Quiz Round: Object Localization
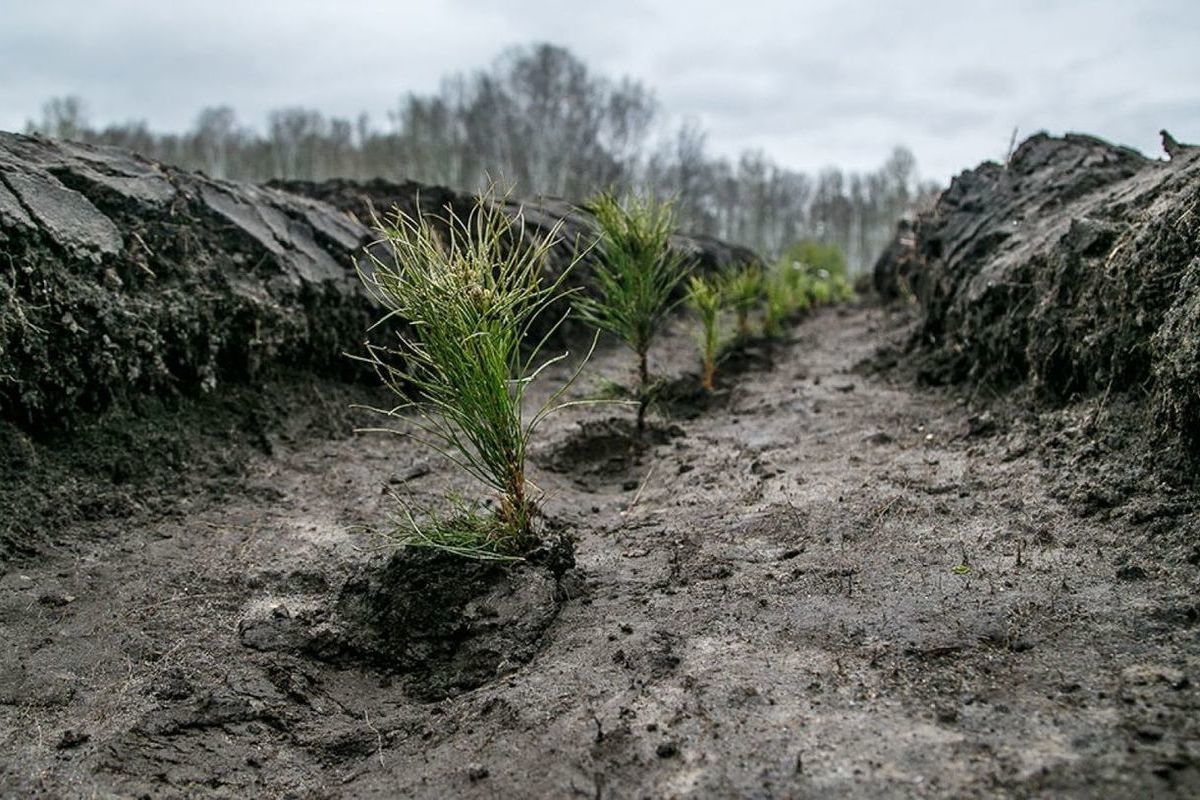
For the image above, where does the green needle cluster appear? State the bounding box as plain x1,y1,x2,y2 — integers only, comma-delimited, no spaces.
686,275,723,391
356,193,591,556
575,192,691,432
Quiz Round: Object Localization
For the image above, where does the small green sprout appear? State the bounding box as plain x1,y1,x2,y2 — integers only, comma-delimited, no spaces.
686,275,723,391
763,270,795,338
809,273,834,305
778,240,855,307
721,264,765,339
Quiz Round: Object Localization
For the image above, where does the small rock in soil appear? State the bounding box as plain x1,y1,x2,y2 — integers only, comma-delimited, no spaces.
1122,664,1189,690
1115,564,1149,581
149,668,193,701
1135,726,1165,742
56,730,89,750
966,413,998,437
37,591,76,607
656,740,680,758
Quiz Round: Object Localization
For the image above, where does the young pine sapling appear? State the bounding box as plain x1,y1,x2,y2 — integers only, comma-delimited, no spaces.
575,193,691,433
356,195,592,558
779,240,854,307
721,264,764,339
762,270,792,338
686,275,723,391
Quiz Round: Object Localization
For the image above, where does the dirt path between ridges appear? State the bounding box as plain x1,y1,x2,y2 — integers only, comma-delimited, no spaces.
1,306,1198,799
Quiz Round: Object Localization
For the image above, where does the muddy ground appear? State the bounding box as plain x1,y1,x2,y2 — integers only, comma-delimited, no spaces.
1,305,1198,799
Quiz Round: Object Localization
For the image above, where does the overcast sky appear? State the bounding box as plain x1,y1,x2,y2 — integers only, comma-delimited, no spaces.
1,0,1197,182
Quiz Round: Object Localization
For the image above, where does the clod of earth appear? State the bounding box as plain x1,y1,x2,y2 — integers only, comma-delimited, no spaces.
238,535,579,700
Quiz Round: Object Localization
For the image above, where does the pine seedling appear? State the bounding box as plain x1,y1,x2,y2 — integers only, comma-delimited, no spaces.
779,240,854,308
787,270,816,310
575,192,691,433
809,273,833,305
722,264,764,339
764,259,817,336
762,272,790,338
356,193,593,558
787,269,813,315
831,273,855,303
686,275,723,391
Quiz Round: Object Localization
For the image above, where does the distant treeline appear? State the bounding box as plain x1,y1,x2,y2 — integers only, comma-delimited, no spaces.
24,44,939,270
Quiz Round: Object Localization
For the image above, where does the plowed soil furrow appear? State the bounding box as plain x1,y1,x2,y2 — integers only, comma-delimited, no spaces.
1,306,1197,799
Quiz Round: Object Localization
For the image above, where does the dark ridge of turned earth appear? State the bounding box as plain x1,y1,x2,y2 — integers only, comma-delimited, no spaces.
0,133,371,429
873,131,1200,465
270,177,760,279
0,133,757,431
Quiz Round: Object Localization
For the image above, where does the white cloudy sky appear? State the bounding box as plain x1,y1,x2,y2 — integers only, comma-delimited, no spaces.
1,0,1197,181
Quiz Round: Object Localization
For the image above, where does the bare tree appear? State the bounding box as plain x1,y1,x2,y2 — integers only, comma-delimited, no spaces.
193,106,239,178
21,47,937,271
268,108,326,180
28,96,88,140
